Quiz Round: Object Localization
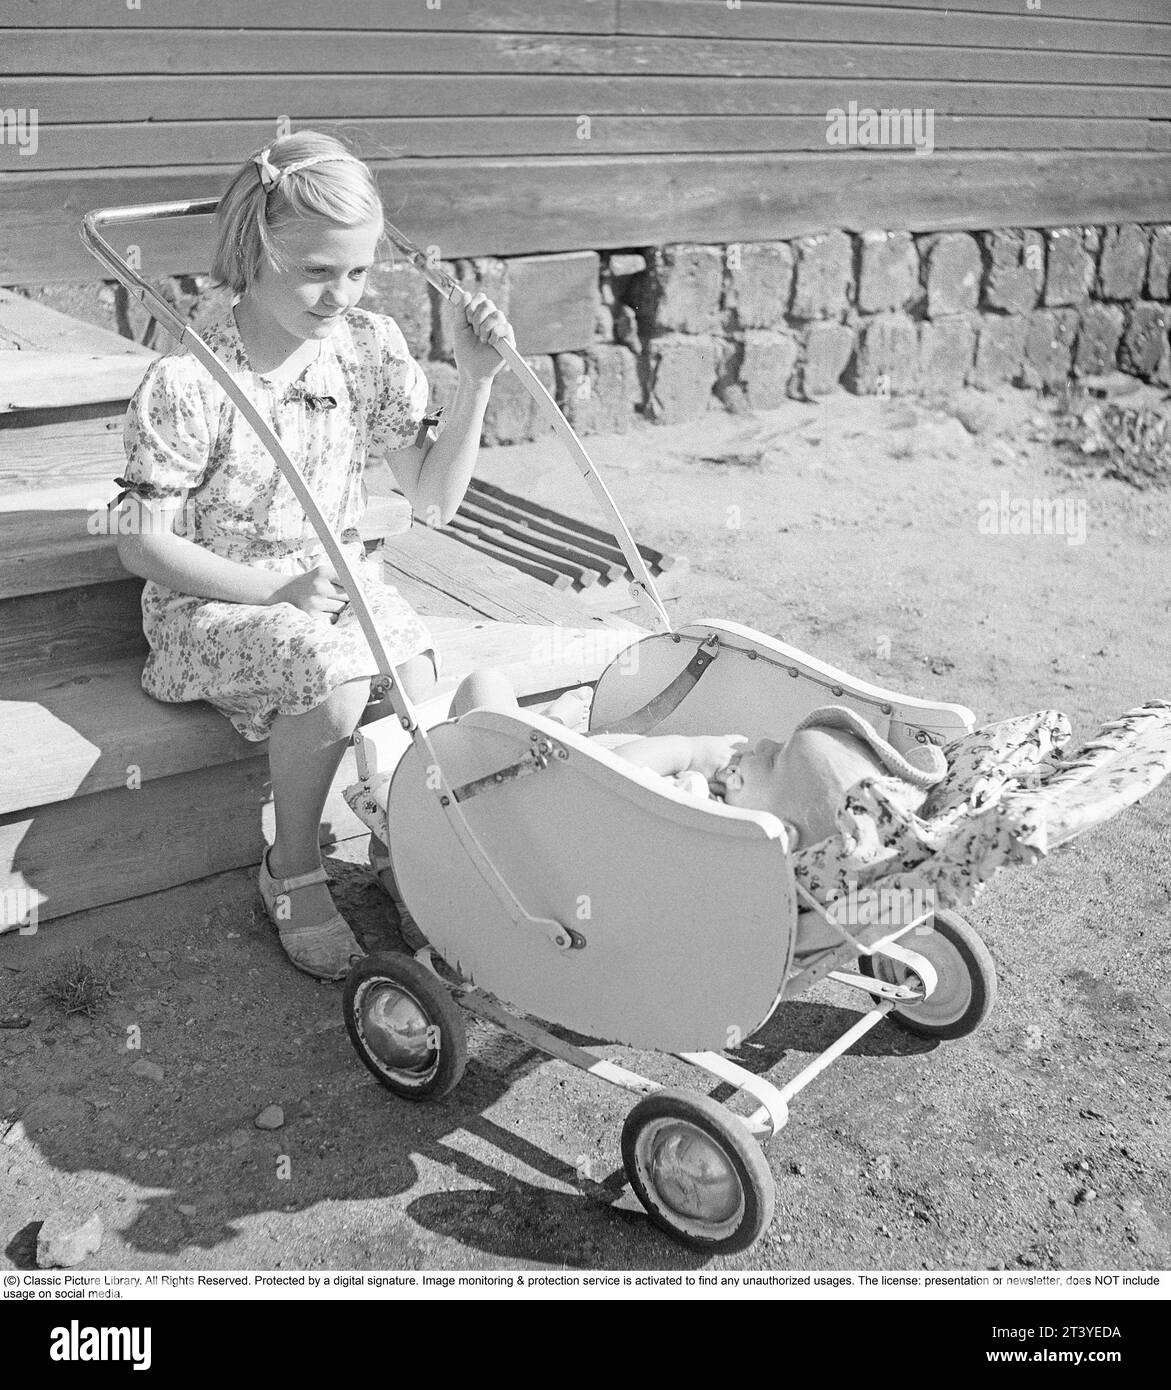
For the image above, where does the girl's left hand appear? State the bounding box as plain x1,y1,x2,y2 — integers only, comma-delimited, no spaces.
453,291,515,383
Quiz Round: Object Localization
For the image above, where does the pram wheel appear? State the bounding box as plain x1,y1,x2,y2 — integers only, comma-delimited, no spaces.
343,953,467,1099
859,909,997,1040
621,1090,775,1255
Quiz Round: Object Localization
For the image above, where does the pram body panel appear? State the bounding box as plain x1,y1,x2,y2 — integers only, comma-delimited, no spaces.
385,708,797,1052
589,619,976,750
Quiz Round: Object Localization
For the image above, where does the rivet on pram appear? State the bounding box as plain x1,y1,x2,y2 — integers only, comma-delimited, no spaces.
747,650,757,659
788,666,799,677
881,703,892,714
831,685,844,697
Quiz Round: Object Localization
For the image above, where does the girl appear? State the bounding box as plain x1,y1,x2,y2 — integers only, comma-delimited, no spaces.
114,131,514,981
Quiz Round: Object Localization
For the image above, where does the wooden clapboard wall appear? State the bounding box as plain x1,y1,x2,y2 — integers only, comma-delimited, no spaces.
1,0,1169,283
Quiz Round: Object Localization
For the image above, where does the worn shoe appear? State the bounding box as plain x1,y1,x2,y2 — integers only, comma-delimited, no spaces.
368,837,429,952
258,848,364,982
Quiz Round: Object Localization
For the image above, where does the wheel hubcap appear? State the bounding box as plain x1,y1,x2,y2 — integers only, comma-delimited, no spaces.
639,1120,743,1226
359,982,436,1073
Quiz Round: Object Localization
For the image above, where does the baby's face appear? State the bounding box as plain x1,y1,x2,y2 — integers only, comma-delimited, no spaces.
722,736,785,813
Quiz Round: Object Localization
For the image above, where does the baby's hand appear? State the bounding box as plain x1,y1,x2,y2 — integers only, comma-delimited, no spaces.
452,291,515,383
686,734,747,782
270,563,348,621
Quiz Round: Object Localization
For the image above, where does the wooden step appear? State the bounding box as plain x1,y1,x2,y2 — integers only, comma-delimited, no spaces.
0,288,155,359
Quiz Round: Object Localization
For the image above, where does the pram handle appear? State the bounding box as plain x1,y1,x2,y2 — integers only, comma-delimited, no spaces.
81,200,672,635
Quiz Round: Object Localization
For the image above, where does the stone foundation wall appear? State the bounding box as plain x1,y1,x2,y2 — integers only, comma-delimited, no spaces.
21,222,1171,443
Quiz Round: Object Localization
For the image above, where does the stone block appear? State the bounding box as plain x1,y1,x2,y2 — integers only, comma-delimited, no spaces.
432,257,510,361
851,311,919,395
982,229,1044,313
918,315,977,393
1021,308,1078,388
800,321,854,397
555,344,643,434
504,251,600,355
736,330,800,410
1043,227,1096,307
361,261,432,358
1146,226,1171,300
971,315,1028,390
645,333,721,423
1120,301,1171,378
921,233,981,318
790,231,853,320
725,241,794,329
638,244,724,335
857,231,919,313
1074,303,1124,376
1097,225,1150,300
479,355,556,446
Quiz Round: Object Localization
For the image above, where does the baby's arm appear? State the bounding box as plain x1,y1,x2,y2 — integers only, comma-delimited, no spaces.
610,733,745,780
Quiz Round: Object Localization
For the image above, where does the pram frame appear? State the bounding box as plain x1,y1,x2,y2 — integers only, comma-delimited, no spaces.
82,196,980,1256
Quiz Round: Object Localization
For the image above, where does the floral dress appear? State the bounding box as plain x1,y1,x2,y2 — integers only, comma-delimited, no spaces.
116,300,441,742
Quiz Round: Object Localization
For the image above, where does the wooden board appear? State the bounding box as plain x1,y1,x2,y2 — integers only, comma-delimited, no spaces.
0,410,131,494
0,579,147,674
4,114,1167,174
8,75,1170,123
382,524,645,630
0,751,370,926
0,352,153,413
0,288,153,357
6,30,1168,86
5,150,1169,284
617,1,1171,53
1,0,619,32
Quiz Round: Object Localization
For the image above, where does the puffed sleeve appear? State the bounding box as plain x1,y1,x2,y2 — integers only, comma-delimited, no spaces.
366,312,431,455
116,356,214,505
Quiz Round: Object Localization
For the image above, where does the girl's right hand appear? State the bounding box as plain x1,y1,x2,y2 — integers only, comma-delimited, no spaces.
269,564,349,620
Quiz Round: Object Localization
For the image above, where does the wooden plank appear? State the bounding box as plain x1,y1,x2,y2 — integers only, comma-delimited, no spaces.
1,0,618,32
776,0,1171,21
9,74,1170,123
7,29,1168,85
0,352,151,413
0,579,147,674
618,1,1171,54
4,151,1169,285
382,524,643,631
439,524,575,588
8,114,1167,175
456,499,625,581
0,288,152,357
0,751,371,925
0,410,127,493
445,514,597,587
0,506,125,598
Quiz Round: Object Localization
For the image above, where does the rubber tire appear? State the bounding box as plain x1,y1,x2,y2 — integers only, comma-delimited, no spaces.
343,952,467,1100
621,1089,776,1255
858,908,998,1040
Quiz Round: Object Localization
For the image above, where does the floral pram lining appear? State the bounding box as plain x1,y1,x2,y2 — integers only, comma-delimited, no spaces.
343,701,1171,924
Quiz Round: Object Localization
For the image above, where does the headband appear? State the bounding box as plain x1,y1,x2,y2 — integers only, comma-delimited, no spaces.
252,147,363,194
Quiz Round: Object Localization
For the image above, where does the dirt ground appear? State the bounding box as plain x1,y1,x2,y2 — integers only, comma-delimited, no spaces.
2,384,1169,1274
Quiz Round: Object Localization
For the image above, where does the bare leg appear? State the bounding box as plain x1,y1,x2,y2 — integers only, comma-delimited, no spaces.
449,667,520,719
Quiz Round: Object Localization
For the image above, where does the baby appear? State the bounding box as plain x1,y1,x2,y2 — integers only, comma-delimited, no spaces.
449,669,947,851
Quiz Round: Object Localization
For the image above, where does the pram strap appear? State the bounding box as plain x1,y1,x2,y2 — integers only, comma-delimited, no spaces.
594,633,721,737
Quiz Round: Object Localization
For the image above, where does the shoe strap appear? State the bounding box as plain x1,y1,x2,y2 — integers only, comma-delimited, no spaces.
265,855,330,894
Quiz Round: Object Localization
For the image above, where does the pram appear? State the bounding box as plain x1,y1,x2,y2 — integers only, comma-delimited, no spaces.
83,201,1171,1256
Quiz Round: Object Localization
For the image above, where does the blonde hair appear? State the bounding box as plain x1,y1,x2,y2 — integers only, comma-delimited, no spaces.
211,131,385,295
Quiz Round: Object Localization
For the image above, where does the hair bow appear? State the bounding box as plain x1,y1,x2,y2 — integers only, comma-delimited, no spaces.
253,147,283,193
